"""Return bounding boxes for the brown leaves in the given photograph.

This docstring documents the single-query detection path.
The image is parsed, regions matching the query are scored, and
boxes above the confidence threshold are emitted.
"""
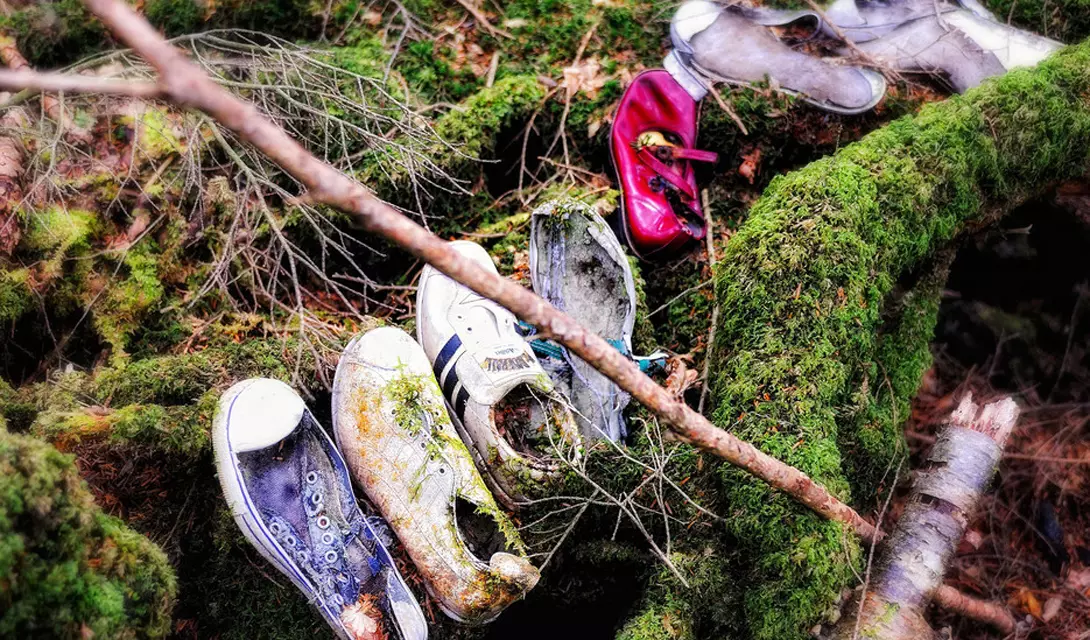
[562,58,607,99]
[738,147,762,184]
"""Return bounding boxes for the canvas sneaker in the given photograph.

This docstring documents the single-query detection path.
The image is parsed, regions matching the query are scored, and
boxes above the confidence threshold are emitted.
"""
[213,378,427,640]
[415,240,581,508]
[528,199,638,442]
[332,326,540,624]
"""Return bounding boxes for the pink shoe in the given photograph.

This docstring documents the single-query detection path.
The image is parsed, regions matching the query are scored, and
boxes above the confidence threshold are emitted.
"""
[610,70,717,259]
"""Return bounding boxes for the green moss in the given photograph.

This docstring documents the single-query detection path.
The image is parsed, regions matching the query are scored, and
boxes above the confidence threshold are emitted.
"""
[0,268,33,324]
[705,41,1090,639]
[93,247,166,361]
[23,207,95,280]
[0,430,176,637]
[982,0,1090,43]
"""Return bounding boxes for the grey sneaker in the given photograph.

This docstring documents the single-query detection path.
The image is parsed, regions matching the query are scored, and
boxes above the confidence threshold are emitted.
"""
[669,0,886,113]
[528,200,637,443]
[848,6,1062,92]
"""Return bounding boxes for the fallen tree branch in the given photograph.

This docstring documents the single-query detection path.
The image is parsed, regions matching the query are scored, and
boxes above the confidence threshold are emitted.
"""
[831,394,1019,639]
[0,68,163,98]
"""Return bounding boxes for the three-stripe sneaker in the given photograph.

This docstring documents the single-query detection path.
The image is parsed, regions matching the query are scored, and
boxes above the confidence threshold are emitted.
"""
[415,240,580,508]
[213,378,428,640]
[332,327,540,624]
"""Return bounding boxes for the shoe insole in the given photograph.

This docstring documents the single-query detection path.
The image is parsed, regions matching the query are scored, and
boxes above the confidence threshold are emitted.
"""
[690,9,877,109]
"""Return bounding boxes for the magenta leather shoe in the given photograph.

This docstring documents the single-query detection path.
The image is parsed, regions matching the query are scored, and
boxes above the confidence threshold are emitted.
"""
[610,69,717,259]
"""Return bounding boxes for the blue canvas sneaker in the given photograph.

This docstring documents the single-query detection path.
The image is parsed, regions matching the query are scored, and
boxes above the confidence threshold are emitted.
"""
[213,378,428,640]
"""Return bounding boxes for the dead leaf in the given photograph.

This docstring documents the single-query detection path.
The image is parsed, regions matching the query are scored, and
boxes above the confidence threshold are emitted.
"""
[1065,566,1090,593]
[664,357,698,399]
[1042,596,1063,622]
[503,18,528,29]
[1012,587,1043,619]
[562,58,607,99]
[738,147,762,184]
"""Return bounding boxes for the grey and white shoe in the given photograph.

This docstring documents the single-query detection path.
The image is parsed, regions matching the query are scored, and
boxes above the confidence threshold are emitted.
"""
[668,0,886,113]
[415,241,581,508]
[528,200,636,443]
[213,378,428,640]
[332,327,540,624]
[846,5,1062,92]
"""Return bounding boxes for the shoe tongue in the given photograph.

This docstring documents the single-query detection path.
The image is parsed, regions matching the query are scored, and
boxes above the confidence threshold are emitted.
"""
[467,340,551,404]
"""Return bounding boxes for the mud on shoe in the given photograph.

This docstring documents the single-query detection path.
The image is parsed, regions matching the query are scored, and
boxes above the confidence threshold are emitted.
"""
[213,378,427,640]
[332,327,540,624]
[416,240,581,507]
[529,199,637,443]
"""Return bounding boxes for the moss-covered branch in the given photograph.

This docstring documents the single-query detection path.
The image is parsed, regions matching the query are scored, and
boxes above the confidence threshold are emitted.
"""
[701,40,1090,639]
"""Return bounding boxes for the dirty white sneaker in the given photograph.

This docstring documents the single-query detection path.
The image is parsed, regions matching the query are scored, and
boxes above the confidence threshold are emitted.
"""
[415,240,580,508]
[332,327,540,624]
[529,199,637,443]
[213,378,428,640]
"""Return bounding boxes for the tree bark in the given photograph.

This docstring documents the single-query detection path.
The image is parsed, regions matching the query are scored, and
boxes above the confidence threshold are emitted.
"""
[831,395,1019,639]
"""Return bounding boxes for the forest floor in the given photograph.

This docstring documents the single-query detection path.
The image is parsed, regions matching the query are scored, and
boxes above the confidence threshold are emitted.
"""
[1,0,1089,638]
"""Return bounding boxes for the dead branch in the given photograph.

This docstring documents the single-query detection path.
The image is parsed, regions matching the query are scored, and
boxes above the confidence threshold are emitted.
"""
[0,69,163,98]
[831,394,1019,639]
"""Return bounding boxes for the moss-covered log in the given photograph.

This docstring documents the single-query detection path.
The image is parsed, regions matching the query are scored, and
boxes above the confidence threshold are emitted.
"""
[692,40,1090,640]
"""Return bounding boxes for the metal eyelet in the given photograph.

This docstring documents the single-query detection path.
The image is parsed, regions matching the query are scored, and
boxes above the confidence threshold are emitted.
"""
[439,467,446,474]
[306,471,318,484]
[285,535,296,547]
[648,175,667,193]
[325,550,338,563]
[269,522,282,535]
[311,493,322,505]
[322,532,334,545]
[297,550,308,562]
[317,515,330,529]
[332,593,345,606]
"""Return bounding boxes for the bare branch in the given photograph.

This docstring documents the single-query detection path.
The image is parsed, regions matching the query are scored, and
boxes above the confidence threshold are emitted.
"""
[0,68,164,98]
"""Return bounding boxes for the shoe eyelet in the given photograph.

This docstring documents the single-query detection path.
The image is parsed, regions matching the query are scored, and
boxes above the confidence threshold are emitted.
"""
[332,593,345,606]
[297,550,308,562]
[325,550,338,563]
[439,467,446,474]
[322,532,335,545]
[419,442,427,449]
[337,572,349,584]
[311,493,322,505]
[269,522,282,535]
[285,535,296,547]
[306,471,318,484]
[317,515,330,529]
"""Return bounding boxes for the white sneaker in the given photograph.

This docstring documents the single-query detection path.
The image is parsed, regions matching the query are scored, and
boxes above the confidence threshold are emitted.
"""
[332,327,540,624]
[213,378,428,640]
[415,241,580,508]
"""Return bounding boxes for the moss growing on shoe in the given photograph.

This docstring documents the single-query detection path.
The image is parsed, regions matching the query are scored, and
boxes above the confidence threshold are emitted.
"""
[0,430,176,638]
[705,41,1090,639]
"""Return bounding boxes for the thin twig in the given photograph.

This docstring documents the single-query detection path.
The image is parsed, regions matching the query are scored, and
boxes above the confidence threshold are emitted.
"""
[697,189,719,414]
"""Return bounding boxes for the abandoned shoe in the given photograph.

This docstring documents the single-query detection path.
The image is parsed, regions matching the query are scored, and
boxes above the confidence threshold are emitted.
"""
[849,8,1061,92]
[611,69,718,259]
[529,199,636,442]
[212,378,427,640]
[669,0,886,114]
[416,240,580,507]
[332,327,540,624]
